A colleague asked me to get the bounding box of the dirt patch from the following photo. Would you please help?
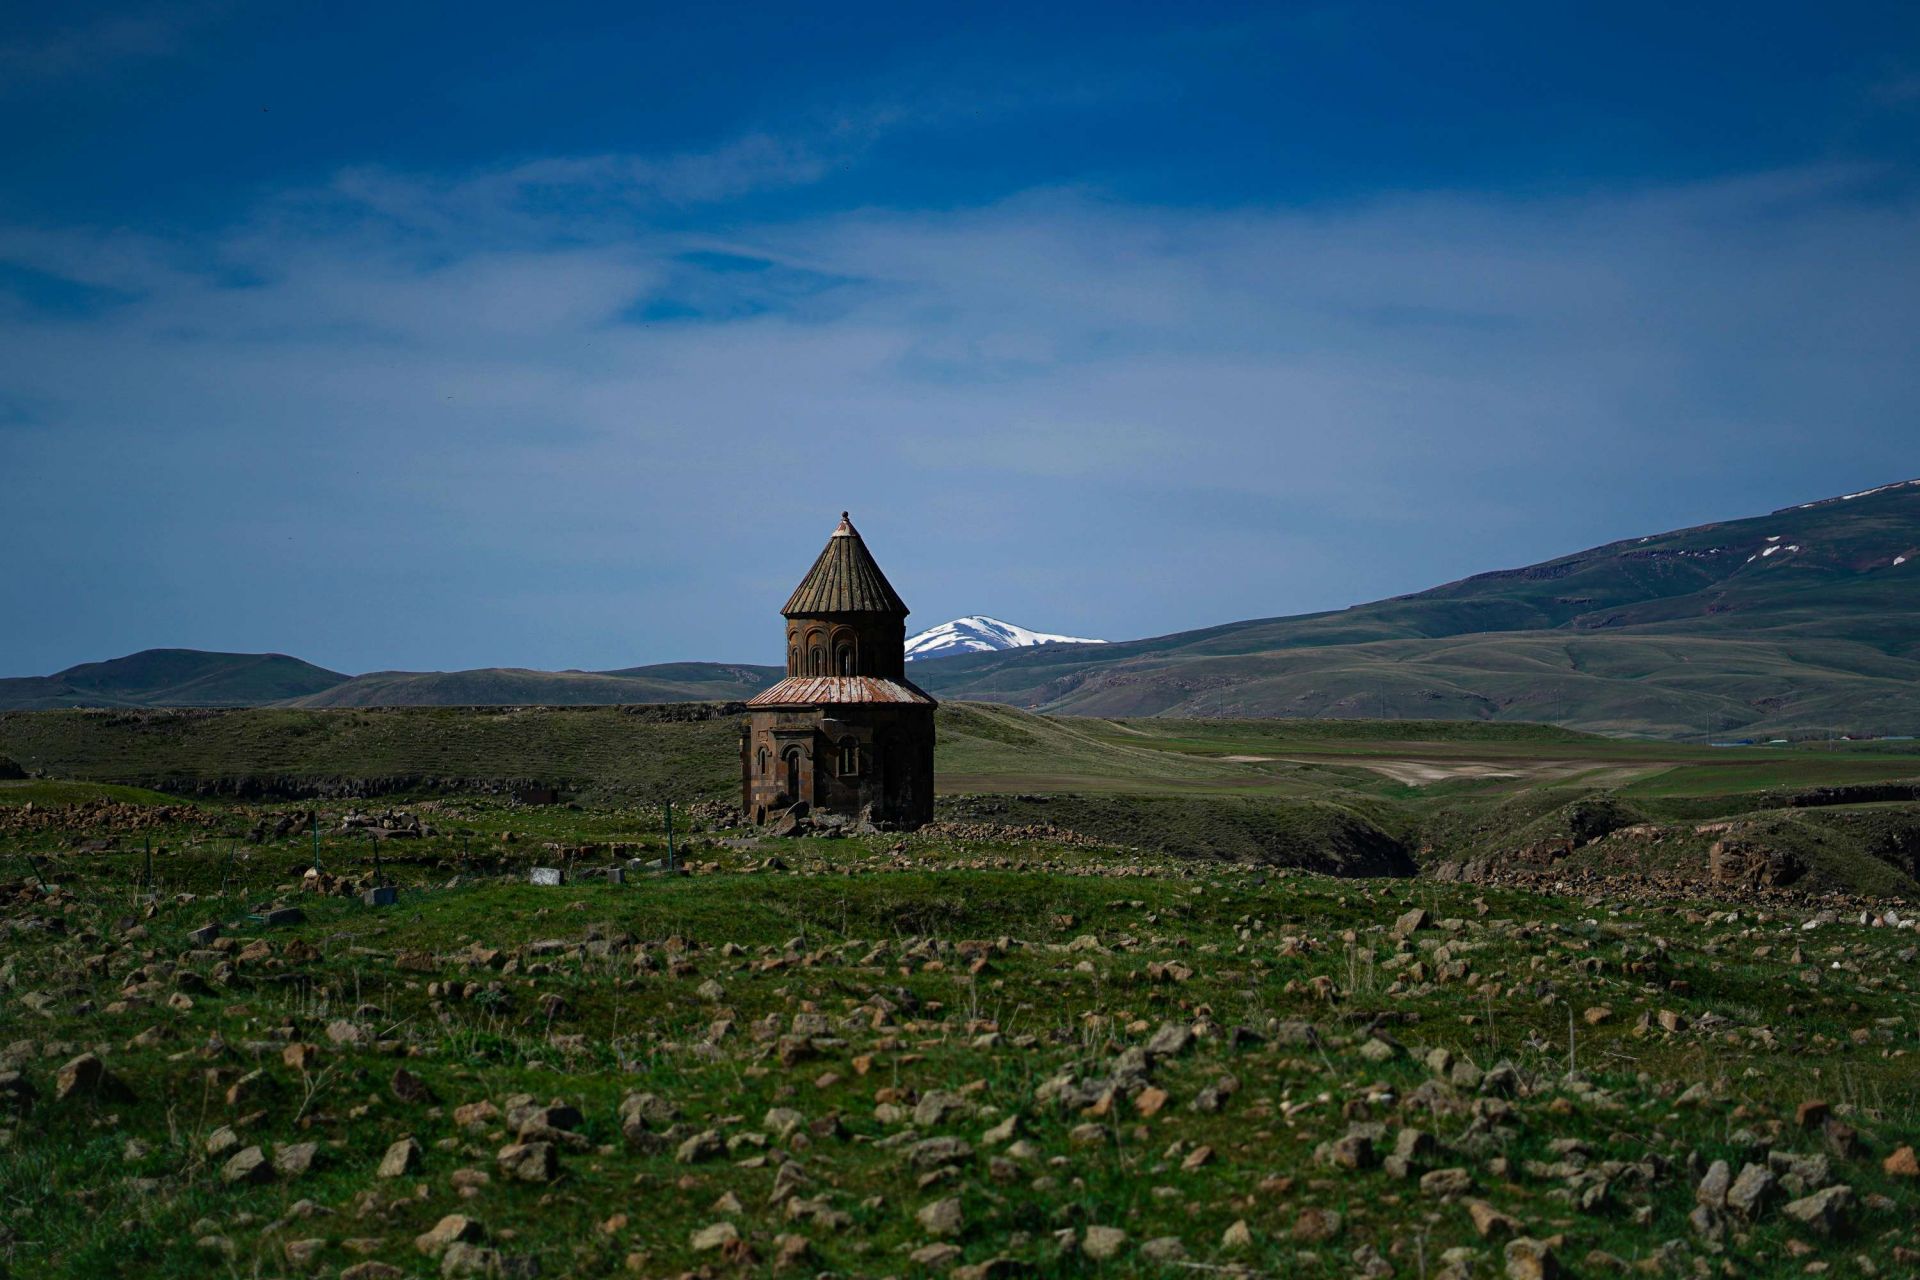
[1244,754,1524,785]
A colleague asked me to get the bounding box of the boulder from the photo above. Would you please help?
[1780,1184,1852,1236]
[1726,1163,1777,1219]
[222,1145,274,1186]
[54,1053,131,1103]
[274,1142,321,1177]
[690,1221,739,1251]
[415,1214,486,1257]
[916,1196,964,1236]
[377,1136,423,1179]
[1504,1238,1560,1280]
[496,1141,559,1183]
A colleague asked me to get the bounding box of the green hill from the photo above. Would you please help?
[0,649,348,710]
[0,704,747,800]
[914,479,1920,736]
[0,651,780,711]
[284,662,779,707]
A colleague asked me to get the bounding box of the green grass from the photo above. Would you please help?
[0,706,746,803]
[6,704,1920,892]
[3,831,1916,1279]
[0,779,194,807]
[1617,758,1920,800]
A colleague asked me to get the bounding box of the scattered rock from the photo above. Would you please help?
[439,1242,502,1277]
[1293,1208,1343,1243]
[1696,1159,1730,1210]
[1466,1199,1521,1240]
[690,1221,740,1251]
[1780,1184,1852,1236]
[377,1136,422,1178]
[917,1196,964,1236]
[416,1214,485,1257]
[496,1142,559,1183]
[1145,1022,1193,1058]
[391,1067,435,1104]
[54,1053,129,1103]
[1140,1237,1188,1263]
[285,1238,327,1269]
[677,1129,725,1164]
[1726,1163,1777,1219]
[1083,1225,1128,1260]
[1422,1168,1474,1198]
[911,1243,963,1267]
[1795,1099,1831,1130]
[341,1264,406,1280]
[1504,1237,1560,1280]
[907,1135,973,1169]
[274,1142,321,1177]
[221,1145,273,1186]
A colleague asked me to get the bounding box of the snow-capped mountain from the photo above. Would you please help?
[904,616,1108,662]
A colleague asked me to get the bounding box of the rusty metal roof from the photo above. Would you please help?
[782,513,910,617]
[746,675,936,707]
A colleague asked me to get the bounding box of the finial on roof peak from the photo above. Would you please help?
[783,511,907,616]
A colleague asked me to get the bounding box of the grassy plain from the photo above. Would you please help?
[4,820,1918,1279]
[5,704,1920,894]
[4,704,1920,1277]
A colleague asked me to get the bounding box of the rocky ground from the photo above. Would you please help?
[2,818,1918,1280]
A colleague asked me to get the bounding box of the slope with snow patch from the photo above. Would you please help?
[905,616,1107,662]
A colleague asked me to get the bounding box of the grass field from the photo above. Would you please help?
[3,829,1917,1279]
[3,703,1920,1277]
[5,704,1919,895]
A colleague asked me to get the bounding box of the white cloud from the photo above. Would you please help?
[2,153,1917,671]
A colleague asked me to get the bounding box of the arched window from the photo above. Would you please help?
[788,646,799,673]
[810,646,825,675]
[836,642,855,674]
[783,747,803,802]
[756,746,769,777]
[838,736,860,775]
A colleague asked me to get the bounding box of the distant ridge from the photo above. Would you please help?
[909,477,1920,738]
[7,479,1919,736]
[0,649,347,710]
[284,663,780,707]
[0,652,779,711]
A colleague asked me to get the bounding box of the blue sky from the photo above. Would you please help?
[3,2,1918,675]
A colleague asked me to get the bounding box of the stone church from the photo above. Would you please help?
[740,513,936,828]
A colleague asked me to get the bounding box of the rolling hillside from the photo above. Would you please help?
[913,479,1920,737]
[283,662,780,707]
[0,649,348,710]
[0,654,779,711]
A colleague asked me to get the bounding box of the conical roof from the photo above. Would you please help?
[782,513,909,616]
